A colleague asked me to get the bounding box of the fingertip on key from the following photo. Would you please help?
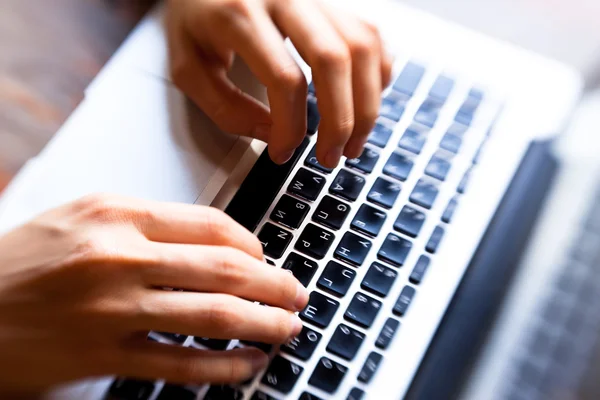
[295,282,310,311]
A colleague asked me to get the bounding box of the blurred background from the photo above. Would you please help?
[1,0,600,193]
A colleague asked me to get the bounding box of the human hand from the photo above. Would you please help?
[166,0,393,168]
[0,194,308,395]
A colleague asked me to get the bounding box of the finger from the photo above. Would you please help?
[168,14,272,140]
[115,342,268,384]
[196,5,308,164]
[143,244,309,311]
[318,5,383,159]
[138,292,303,344]
[380,42,394,89]
[270,0,354,168]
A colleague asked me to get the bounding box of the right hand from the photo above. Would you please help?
[0,194,308,395]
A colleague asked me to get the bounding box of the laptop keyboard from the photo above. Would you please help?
[106,59,499,400]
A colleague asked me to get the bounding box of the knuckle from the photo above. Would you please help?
[213,248,246,285]
[313,45,351,73]
[348,36,376,60]
[201,207,233,239]
[215,0,251,25]
[272,310,293,341]
[206,299,238,334]
[72,193,123,224]
[271,63,307,94]
[227,357,248,382]
[174,356,203,382]
[210,99,241,134]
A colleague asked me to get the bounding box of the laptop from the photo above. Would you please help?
[0,0,598,399]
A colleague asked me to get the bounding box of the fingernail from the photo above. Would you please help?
[253,124,271,141]
[275,149,295,165]
[294,282,309,311]
[325,146,344,167]
[290,314,303,337]
[249,351,269,373]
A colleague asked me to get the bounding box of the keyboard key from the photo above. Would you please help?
[307,101,320,135]
[440,132,462,154]
[367,178,401,209]
[344,292,382,328]
[345,147,380,174]
[156,384,196,400]
[261,355,303,394]
[375,318,400,350]
[393,62,425,96]
[347,388,365,400]
[383,89,411,110]
[313,195,351,230]
[205,385,243,400]
[380,100,404,122]
[270,195,310,229]
[300,393,323,400]
[282,252,318,287]
[447,122,468,137]
[305,145,332,174]
[266,259,276,266]
[251,391,278,400]
[357,352,383,384]
[309,357,348,394]
[393,285,416,316]
[361,262,398,297]
[425,154,451,181]
[409,179,439,209]
[327,324,365,361]
[295,223,335,259]
[457,167,471,194]
[378,233,412,267]
[383,152,414,182]
[442,196,458,223]
[194,337,230,350]
[317,261,357,297]
[281,325,322,361]
[157,332,187,344]
[240,340,273,354]
[288,168,326,201]
[409,255,431,284]
[426,225,445,254]
[108,378,155,400]
[414,97,443,127]
[368,123,393,148]
[429,75,455,101]
[351,204,387,237]
[398,125,428,154]
[330,169,366,202]
[334,232,372,266]
[393,205,426,238]
[300,292,340,328]
[455,90,483,125]
[258,223,293,259]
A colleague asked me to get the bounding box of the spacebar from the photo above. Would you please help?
[225,137,310,232]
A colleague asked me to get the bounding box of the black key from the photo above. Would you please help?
[440,132,462,154]
[308,357,348,394]
[344,292,382,328]
[270,195,310,229]
[205,386,243,400]
[261,355,303,394]
[361,262,397,297]
[393,62,425,96]
[194,337,230,350]
[345,147,379,174]
[266,259,276,266]
[351,204,386,237]
[308,81,316,95]
[409,179,439,209]
[357,352,383,384]
[307,101,320,135]
[368,123,393,148]
[300,393,323,400]
[305,145,332,174]
[328,324,365,361]
[295,223,335,260]
[241,340,273,354]
[429,75,455,101]
[108,378,155,400]
[425,154,451,181]
[367,178,401,209]
[258,223,293,259]
[156,384,196,400]
[383,152,414,182]
[313,195,351,230]
[330,169,366,202]
[457,167,471,194]
[393,205,426,238]
[409,255,430,284]
[414,97,443,128]
[375,318,400,350]
[426,225,445,254]
[347,388,365,400]
[281,325,322,361]
[156,332,187,344]
[288,168,326,201]
[251,391,278,400]
[393,285,416,316]
[334,232,372,266]
[300,292,339,328]
[282,252,318,287]
[317,261,356,297]
[398,125,428,155]
[378,233,412,267]
[442,196,458,224]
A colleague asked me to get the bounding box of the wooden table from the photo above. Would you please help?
[0,0,157,191]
